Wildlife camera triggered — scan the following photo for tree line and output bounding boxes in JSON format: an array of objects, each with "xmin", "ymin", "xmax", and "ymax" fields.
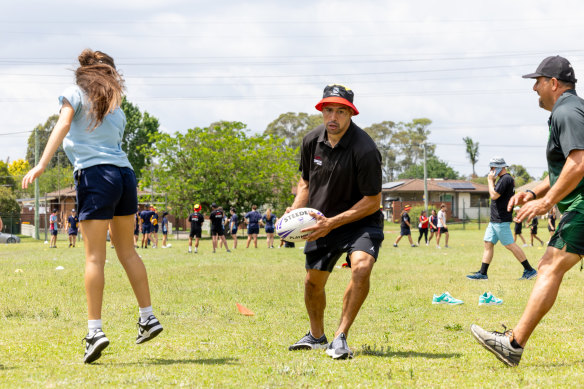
[{"xmin": 1, "ymin": 99, "xmax": 540, "ymax": 218}]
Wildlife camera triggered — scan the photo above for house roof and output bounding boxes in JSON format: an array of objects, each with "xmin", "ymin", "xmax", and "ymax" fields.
[
  {"xmin": 382, "ymin": 178, "xmax": 489, "ymax": 193},
  {"xmin": 516, "ymin": 180, "xmax": 542, "ymax": 192}
]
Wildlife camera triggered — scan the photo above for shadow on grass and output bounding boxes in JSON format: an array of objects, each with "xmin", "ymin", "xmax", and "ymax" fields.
[
  {"xmin": 102, "ymin": 357, "xmax": 239, "ymax": 366},
  {"xmin": 359, "ymin": 345, "xmax": 461, "ymax": 359},
  {"xmin": 0, "ymin": 364, "xmax": 15, "ymax": 370}
]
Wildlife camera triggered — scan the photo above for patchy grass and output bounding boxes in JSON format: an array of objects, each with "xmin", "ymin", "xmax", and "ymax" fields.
[{"xmin": 0, "ymin": 227, "xmax": 582, "ymax": 387}]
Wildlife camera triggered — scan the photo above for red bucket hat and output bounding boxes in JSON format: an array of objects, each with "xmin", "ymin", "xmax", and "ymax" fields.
[{"xmin": 315, "ymin": 84, "xmax": 359, "ymax": 115}]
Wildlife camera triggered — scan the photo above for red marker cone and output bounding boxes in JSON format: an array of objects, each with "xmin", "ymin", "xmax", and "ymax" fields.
[{"xmin": 236, "ymin": 303, "xmax": 255, "ymax": 316}]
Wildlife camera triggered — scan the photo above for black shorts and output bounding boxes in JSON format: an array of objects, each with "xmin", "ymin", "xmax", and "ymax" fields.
[
  {"xmin": 231, "ymin": 228, "xmax": 238, "ymax": 235},
  {"xmin": 153, "ymin": 225, "xmax": 159, "ymax": 233},
  {"xmin": 439, "ymin": 227, "xmax": 448, "ymax": 234},
  {"xmin": 75, "ymin": 164, "xmax": 137, "ymax": 220},
  {"xmin": 514, "ymin": 224, "xmax": 522, "ymax": 234},
  {"xmin": 531, "ymin": 227, "xmax": 538, "ymax": 235},
  {"xmin": 265, "ymin": 227, "xmax": 275, "ymax": 234},
  {"xmin": 142, "ymin": 225, "xmax": 151, "ymax": 234},
  {"xmin": 400, "ymin": 227, "xmax": 411, "ymax": 236},
  {"xmin": 305, "ymin": 226, "xmax": 384, "ymax": 273},
  {"xmin": 211, "ymin": 226, "xmax": 224, "ymax": 236},
  {"xmin": 430, "ymin": 227, "xmax": 438, "ymax": 233},
  {"xmin": 248, "ymin": 225, "xmax": 259, "ymax": 235},
  {"xmin": 68, "ymin": 229, "xmax": 78, "ymax": 236},
  {"xmin": 51, "ymin": 230, "xmax": 58, "ymax": 236},
  {"xmin": 190, "ymin": 227, "xmax": 202, "ymax": 239}
]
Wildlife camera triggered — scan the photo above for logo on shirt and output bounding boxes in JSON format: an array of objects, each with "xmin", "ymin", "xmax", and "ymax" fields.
[{"xmin": 314, "ymin": 156, "xmax": 322, "ymax": 166}]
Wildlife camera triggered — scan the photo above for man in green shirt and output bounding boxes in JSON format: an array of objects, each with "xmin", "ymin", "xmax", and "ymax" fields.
[{"xmin": 471, "ymin": 55, "xmax": 584, "ymax": 367}]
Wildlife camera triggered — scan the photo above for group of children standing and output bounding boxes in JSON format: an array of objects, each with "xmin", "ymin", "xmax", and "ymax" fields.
[
  {"xmin": 393, "ymin": 204, "xmax": 558, "ymax": 248},
  {"xmin": 393, "ymin": 204, "xmax": 450, "ymax": 248}
]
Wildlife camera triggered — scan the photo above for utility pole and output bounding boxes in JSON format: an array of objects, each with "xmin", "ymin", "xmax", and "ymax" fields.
[
  {"xmin": 34, "ymin": 127, "xmax": 40, "ymax": 240},
  {"xmin": 423, "ymin": 144, "xmax": 428, "ymax": 213}
]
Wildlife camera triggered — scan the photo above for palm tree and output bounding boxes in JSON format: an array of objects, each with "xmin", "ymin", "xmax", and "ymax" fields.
[{"xmin": 463, "ymin": 137, "xmax": 479, "ymax": 177}]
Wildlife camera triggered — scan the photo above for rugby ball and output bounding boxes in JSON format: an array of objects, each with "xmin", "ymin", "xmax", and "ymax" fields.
[{"xmin": 276, "ymin": 207, "xmax": 323, "ymax": 242}]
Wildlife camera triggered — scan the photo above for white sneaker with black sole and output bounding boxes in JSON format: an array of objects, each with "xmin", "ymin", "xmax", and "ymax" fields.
[
  {"xmin": 136, "ymin": 315, "xmax": 163, "ymax": 344},
  {"xmin": 83, "ymin": 329, "xmax": 110, "ymax": 364},
  {"xmin": 326, "ymin": 333, "xmax": 354, "ymax": 359}
]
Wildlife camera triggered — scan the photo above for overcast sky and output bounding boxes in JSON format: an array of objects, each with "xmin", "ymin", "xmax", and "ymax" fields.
[{"xmin": 2, "ymin": 0, "xmax": 584, "ymax": 180}]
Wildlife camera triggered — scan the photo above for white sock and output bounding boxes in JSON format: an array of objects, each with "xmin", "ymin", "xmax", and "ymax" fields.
[
  {"xmin": 139, "ymin": 306, "xmax": 153, "ymax": 322},
  {"xmin": 88, "ymin": 319, "xmax": 102, "ymax": 332}
]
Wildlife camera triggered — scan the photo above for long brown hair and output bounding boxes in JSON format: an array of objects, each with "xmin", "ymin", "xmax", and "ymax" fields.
[{"xmin": 75, "ymin": 49, "xmax": 125, "ymax": 130}]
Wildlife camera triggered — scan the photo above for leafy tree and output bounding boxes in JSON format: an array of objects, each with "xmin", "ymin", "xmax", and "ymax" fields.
[
  {"xmin": 0, "ymin": 160, "xmax": 16, "ymax": 191},
  {"xmin": 463, "ymin": 136, "xmax": 480, "ymax": 177},
  {"xmin": 144, "ymin": 121, "xmax": 298, "ymax": 217},
  {"xmin": 0, "ymin": 186, "xmax": 20, "ymax": 216},
  {"xmin": 120, "ymin": 97, "xmax": 160, "ymax": 180},
  {"xmin": 365, "ymin": 118, "xmax": 435, "ymax": 181},
  {"xmin": 36, "ymin": 165, "xmax": 75, "ymax": 196},
  {"xmin": 508, "ymin": 164, "xmax": 533, "ymax": 187},
  {"xmin": 25, "ymin": 115, "xmax": 71, "ymax": 169},
  {"xmin": 264, "ymin": 112, "xmax": 322, "ymax": 160},
  {"xmin": 398, "ymin": 156, "xmax": 460, "ymax": 180},
  {"xmin": 8, "ymin": 159, "xmax": 30, "ymax": 180},
  {"xmin": 540, "ymin": 171, "xmax": 549, "ymax": 180}
]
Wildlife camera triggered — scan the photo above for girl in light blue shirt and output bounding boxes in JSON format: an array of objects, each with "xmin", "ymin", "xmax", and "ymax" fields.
[{"xmin": 22, "ymin": 49, "xmax": 162, "ymax": 364}]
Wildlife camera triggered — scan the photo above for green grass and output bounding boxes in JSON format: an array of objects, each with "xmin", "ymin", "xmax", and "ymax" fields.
[{"xmin": 1, "ymin": 228, "xmax": 582, "ymax": 388}]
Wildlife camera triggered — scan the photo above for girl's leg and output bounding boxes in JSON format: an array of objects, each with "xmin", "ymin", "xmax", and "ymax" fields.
[
  {"xmin": 109, "ymin": 215, "xmax": 151, "ymax": 308},
  {"xmin": 81, "ymin": 220, "xmax": 110, "ymax": 319}
]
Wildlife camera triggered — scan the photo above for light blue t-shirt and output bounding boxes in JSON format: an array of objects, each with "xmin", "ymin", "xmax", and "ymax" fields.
[{"xmin": 59, "ymin": 85, "xmax": 132, "ymax": 172}]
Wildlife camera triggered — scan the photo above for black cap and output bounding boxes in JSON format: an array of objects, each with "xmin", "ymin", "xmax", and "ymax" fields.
[
  {"xmin": 522, "ymin": 56, "xmax": 577, "ymax": 84},
  {"xmin": 211, "ymin": 203, "xmax": 217, "ymax": 208}
]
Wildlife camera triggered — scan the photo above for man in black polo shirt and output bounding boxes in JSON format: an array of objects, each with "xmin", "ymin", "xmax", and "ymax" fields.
[
  {"xmin": 287, "ymin": 84, "xmax": 384, "ymax": 360},
  {"xmin": 210, "ymin": 203, "xmax": 230, "ymax": 253},
  {"xmin": 467, "ymin": 157, "xmax": 535, "ymax": 280},
  {"xmin": 472, "ymin": 56, "xmax": 584, "ymax": 367}
]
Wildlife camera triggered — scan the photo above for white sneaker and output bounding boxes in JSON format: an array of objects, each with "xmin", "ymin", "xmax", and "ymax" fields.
[{"xmin": 437, "ymin": 245, "xmax": 441, "ymax": 249}]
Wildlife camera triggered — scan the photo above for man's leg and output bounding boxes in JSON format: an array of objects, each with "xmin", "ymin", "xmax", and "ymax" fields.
[
  {"xmin": 305, "ymin": 269, "xmax": 330, "ymax": 338},
  {"xmin": 512, "ymin": 247, "xmax": 580, "ymax": 346},
  {"xmin": 335, "ymin": 251, "xmax": 375, "ymax": 338},
  {"xmin": 445, "ymin": 232, "xmax": 449, "ymax": 246},
  {"xmin": 436, "ymin": 231, "xmax": 441, "ymax": 246}
]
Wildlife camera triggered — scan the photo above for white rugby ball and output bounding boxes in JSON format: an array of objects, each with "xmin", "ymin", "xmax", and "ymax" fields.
[{"xmin": 276, "ymin": 207, "xmax": 323, "ymax": 242}]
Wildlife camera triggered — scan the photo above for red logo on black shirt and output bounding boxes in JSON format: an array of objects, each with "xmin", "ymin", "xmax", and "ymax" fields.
[{"xmin": 314, "ymin": 156, "xmax": 322, "ymax": 166}]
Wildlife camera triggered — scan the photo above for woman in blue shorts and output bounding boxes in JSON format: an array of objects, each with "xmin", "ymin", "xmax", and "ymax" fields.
[
  {"xmin": 262, "ymin": 208, "xmax": 277, "ymax": 248},
  {"xmin": 22, "ymin": 49, "xmax": 162, "ymax": 364}
]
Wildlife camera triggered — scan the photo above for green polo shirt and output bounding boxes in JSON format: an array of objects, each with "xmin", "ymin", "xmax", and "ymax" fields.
[{"xmin": 547, "ymin": 89, "xmax": 584, "ymax": 213}]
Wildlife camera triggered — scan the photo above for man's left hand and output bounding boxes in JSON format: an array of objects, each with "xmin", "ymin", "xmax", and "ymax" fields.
[
  {"xmin": 515, "ymin": 199, "xmax": 552, "ymax": 223},
  {"xmin": 301, "ymin": 212, "xmax": 334, "ymax": 241}
]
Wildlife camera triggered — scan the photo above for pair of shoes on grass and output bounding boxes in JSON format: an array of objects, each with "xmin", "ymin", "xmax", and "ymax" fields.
[
  {"xmin": 432, "ymin": 291, "xmax": 503, "ymax": 306},
  {"xmin": 83, "ymin": 315, "xmax": 163, "ymax": 364},
  {"xmin": 289, "ymin": 331, "xmax": 353, "ymax": 360}
]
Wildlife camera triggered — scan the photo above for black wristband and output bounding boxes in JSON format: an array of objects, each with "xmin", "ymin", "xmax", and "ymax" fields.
[{"xmin": 525, "ymin": 189, "xmax": 536, "ymax": 199}]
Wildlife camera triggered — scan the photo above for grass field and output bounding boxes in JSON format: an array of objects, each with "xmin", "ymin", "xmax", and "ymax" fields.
[{"xmin": 1, "ymin": 226, "xmax": 583, "ymax": 388}]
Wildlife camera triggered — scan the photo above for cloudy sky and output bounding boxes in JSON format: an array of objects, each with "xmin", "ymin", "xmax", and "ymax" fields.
[{"xmin": 2, "ymin": 0, "xmax": 584, "ymax": 179}]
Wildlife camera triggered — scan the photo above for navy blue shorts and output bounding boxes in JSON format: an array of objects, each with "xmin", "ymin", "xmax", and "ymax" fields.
[
  {"xmin": 51, "ymin": 230, "xmax": 58, "ymax": 236},
  {"xmin": 68, "ymin": 229, "xmax": 78, "ymax": 236},
  {"xmin": 142, "ymin": 225, "xmax": 151, "ymax": 234},
  {"xmin": 153, "ymin": 224, "xmax": 159, "ymax": 233},
  {"xmin": 231, "ymin": 228, "xmax": 238, "ymax": 235},
  {"xmin": 265, "ymin": 227, "xmax": 275, "ymax": 234},
  {"xmin": 75, "ymin": 165, "xmax": 137, "ymax": 221},
  {"xmin": 400, "ymin": 227, "xmax": 411, "ymax": 236},
  {"xmin": 248, "ymin": 226, "xmax": 259, "ymax": 235}
]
